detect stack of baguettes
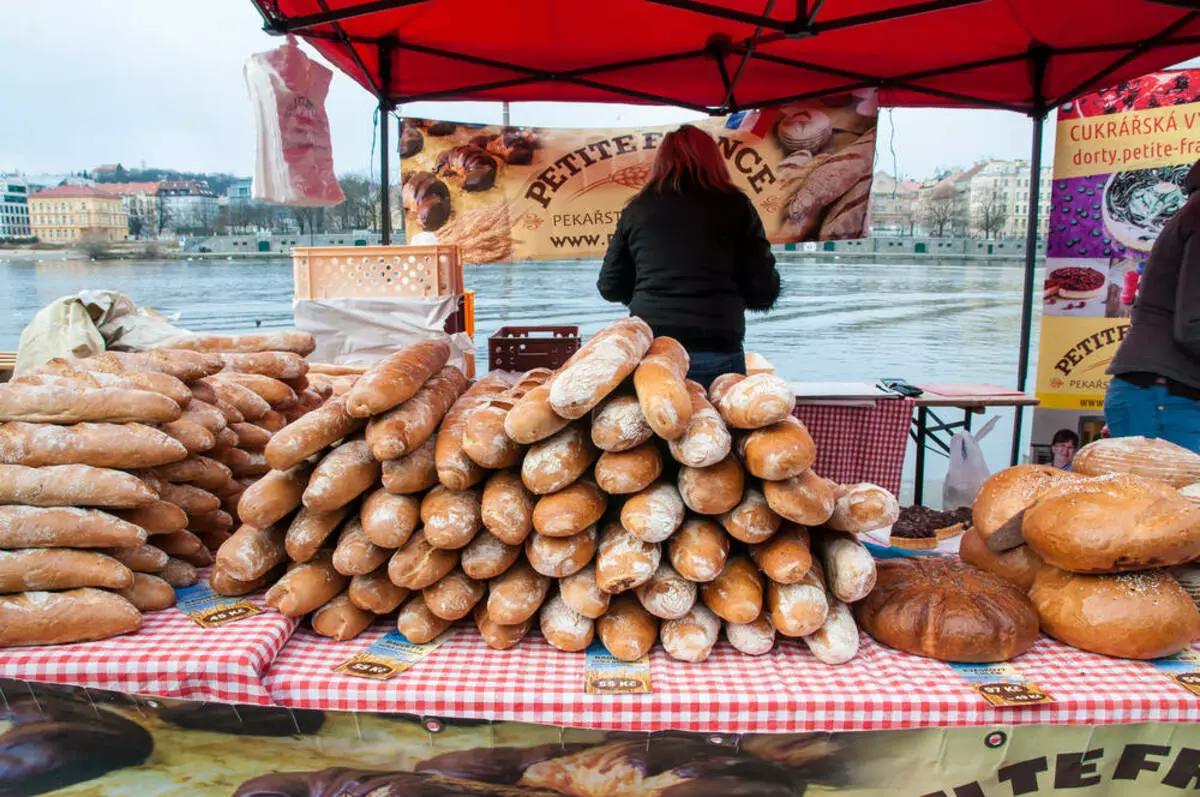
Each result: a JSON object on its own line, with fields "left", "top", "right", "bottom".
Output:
{"left": 0, "top": 331, "right": 326, "bottom": 647}
{"left": 238, "top": 318, "right": 899, "bottom": 664}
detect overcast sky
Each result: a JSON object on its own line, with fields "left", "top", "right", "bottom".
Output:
{"left": 1, "top": 0, "right": 1062, "bottom": 180}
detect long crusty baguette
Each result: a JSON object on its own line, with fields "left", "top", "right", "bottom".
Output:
{"left": 0, "top": 506, "right": 146, "bottom": 549}
{"left": 211, "top": 372, "right": 298, "bottom": 409}
{"left": 266, "top": 551, "right": 348, "bottom": 617}
{"left": 265, "top": 395, "right": 365, "bottom": 471}
{"left": 180, "top": 400, "right": 229, "bottom": 434}
{"left": 166, "top": 330, "right": 317, "bottom": 356}
{"left": 668, "top": 381, "right": 731, "bottom": 468}
{"left": 313, "top": 591, "right": 375, "bottom": 641}
{"left": 286, "top": 506, "right": 351, "bottom": 563}
{"left": 216, "top": 523, "right": 288, "bottom": 582}
{"left": 117, "top": 573, "right": 177, "bottom": 612}
{"left": 505, "top": 381, "right": 569, "bottom": 445}
{"left": 25, "top": 365, "right": 193, "bottom": 407}
{"left": 188, "top": 382, "right": 246, "bottom": 424}
{"left": 155, "top": 455, "right": 233, "bottom": 492}
{"left": 0, "top": 464, "right": 158, "bottom": 508}
{"left": 549, "top": 317, "right": 654, "bottom": 419}
{"left": 0, "top": 548, "right": 134, "bottom": 592}
{"left": 463, "top": 368, "right": 553, "bottom": 469}
{"left": 238, "top": 463, "right": 313, "bottom": 529}
{"left": 0, "top": 422, "right": 188, "bottom": 469}
{"left": 115, "top": 501, "right": 189, "bottom": 535}
{"left": 345, "top": 340, "right": 452, "bottom": 418}
{"left": 633, "top": 336, "right": 692, "bottom": 441}
{"left": 367, "top": 367, "right": 468, "bottom": 461}
{"left": 160, "top": 419, "right": 217, "bottom": 454}
{"left": 157, "top": 482, "right": 221, "bottom": 516}
{"left": 303, "top": 440, "right": 380, "bottom": 512}
{"left": 105, "top": 543, "right": 170, "bottom": 573}
{"left": 436, "top": 374, "right": 512, "bottom": 490}
{"left": 221, "top": 351, "right": 309, "bottom": 380}
{"left": 231, "top": 422, "right": 272, "bottom": 449}
{"left": 204, "top": 379, "right": 271, "bottom": 421}
{"left": 381, "top": 436, "right": 439, "bottom": 494}
{"left": 0, "top": 384, "right": 182, "bottom": 425}
{"left": 0, "top": 589, "right": 142, "bottom": 647}
{"left": 80, "top": 349, "right": 224, "bottom": 382}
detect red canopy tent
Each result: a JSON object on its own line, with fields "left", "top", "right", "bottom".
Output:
{"left": 251, "top": 0, "right": 1200, "bottom": 462}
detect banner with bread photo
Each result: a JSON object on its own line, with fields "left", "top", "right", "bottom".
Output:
{"left": 399, "top": 92, "right": 878, "bottom": 263}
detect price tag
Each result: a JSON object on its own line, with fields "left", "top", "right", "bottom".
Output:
{"left": 584, "top": 640, "right": 652, "bottom": 694}
{"left": 947, "top": 662, "right": 1055, "bottom": 707}
{"left": 175, "top": 583, "right": 262, "bottom": 628}
{"left": 1149, "top": 649, "right": 1200, "bottom": 696}
{"left": 334, "top": 629, "right": 451, "bottom": 680}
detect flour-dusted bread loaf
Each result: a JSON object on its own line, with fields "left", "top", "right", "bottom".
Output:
{"left": 380, "top": 436, "right": 439, "bottom": 495}
{"left": 82, "top": 349, "right": 224, "bottom": 382}
{"left": 0, "top": 383, "right": 182, "bottom": 425}
{"left": 266, "top": 551, "right": 348, "bottom": 617}
{"left": 157, "top": 481, "right": 221, "bottom": 517}
{"left": 178, "top": 398, "right": 229, "bottom": 434}
{"left": 667, "top": 518, "right": 730, "bottom": 583}
{"left": 619, "top": 481, "right": 685, "bottom": 543}
{"left": 526, "top": 526, "right": 598, "bottom": 578}
{"left": 0, "top": 588, "right": 142, "bottom": 647}
{"left": 420, "top": 485, "right": 483, "bottom": 550}
{"left": 459, "top": 530, "right": 521, "bottom": 580}
{"left": 726, "top": 611, "right": 777, "bottom": 656}
{"left": 522, "top": 423, "right": 597, "bottom": 495}
{"left": 303, "top": 440, "right": 381, "bottom": 512}
{"left": 752, "top": 523, "right": 815, "bottom": 586}
{"left": 595, "top": 442, "right": 663, "bottom": 495}
{"left": 813, "top": 529, "right": 877, "bottom": 603}
{"left": 633, "top": 336, "right": 692, "bottom": 440}
{"left": 737, "top": 416, "right": 816, "bottom": 481}
{"left": 238, "top": 463, "right": 312, "bottom": 529}
{"left": 313, "top": 592, "right": 375, "bottom": 641}
{"left": 718, "top": 488, "right": 781, "bottom": 544}
{"left": 210, "top": 564, "right": 275, "bottom": 596}
{"left": 533, "top": 480, "right": 607, "bottom": 537}
{"left": 636, "top": 562, "right": 697, "bottom": 620}
{"left": 828, "top": 483, "right": 900, "bottom": 534}
{"left": 487, "top": 559, "right": 551, "bottom": 625}
{"left": 803, "top": 598, "right": 860, "bottom": 665}
{"left": 560, "top": 564, "right": 612, "bottom": 619}
{"left": 395, "top": 592, "right": 451, "bottom": 643}
{"left": 437, "top": 374, "right": 513, "bottom": 491}
{"left": 463, "top": 368, "right": 552, "bottom": 469}
{"left": 115, "top": 502, "right": 188, "bottom": 535}
{"left": 332, "top": 518, "right": 392, "bottom": 576}
{"left": 208, "top": 445, "right": 268, "bottom": 479}
{"left": 221, "top": 351, "right": 308, "bottom": 380}
{"left": 661, "top": 603, "right": 721, "bottom": 662}
{"left": 597, "top": 593, "right": 659, "bottom": 661}
{"left": 473, "top": 603, "right": 532, "bottom": 650}
{"left": 116, "top": 573, "right": 176, "bottom": 612}
{"left": 205, "top": 379, "right": 272, "bottom": 421}
{"left": 668, "top": 380, "right": 731, "bottom": 468}
{"left": 768, "top": 561, "right": 830, "bottom": 638}
{"left": 160, "top": 419, "right": 216, "bottom": 454}
{"left": 348, "top": 567, "right": 410, "bottom": 614}
{"left": 678, "top": 455, "right": 745, "bottom": 515}
{"left": 360, "top": 487, "right": 420, "bottom": 549}
{"left": 216, "top": 523, "right": 288, "bottom": 582}
{"left": 188, "top": 382, "right": 245, "bottom": 425}
{"left": 230, "top": 422, "right": 272, "bottom": 449}
{"left": 596, "top": 522, "right": 662, "bottom": 594}
{"left": 345, "top": 340, "right": 451, "bottom": 418}
{"left": 0, "top": 422, "right": 187, "bottom": 469}
{"left": 156, "top": 455, "right": 234, "bottom": 492}
{"left": 481, "top": 469, "right": 536, "bottom": 544}
{"left": 701, "top": 556, "right": 764, "bottom": 624}
{"left": 34, "top": 361, "right": 192, "bottom": 406}
{"left": 0, "top": 506, "right": 145, "bottom": 549}
{"left": 710, "top": 373, "right": 796, "bottom": 430}
{"left": 166, "top": 330, "right": 316, "bottom": 356}
{"left": 973, "top": 464, "right": 1079, "bottom": 552}
{"left": 958, "top": 528, "right": 1044, "bottom": 592}
{"left": 591, "top": 392, "right": 654, "bottom": 454}
{"left": 366, "top": 367, "right": 468, "bottom": 461}
{"left": 285, "top": 505, "right": 351, "bottom": 563}
{"left": 763, "top": 469, "right": 837, "bottom": 526}
{"left": 387, "top": 529, "right": 458, "bottom": 590}
{"left": 0, "top": 464, "right": 158, "bottom": 508}
{"left": 160, "top": 556, "right": 199, "bottom": 587}
{"left": 0, "top": 548, "right": 134, "bottom": 592}
{"left": 152, "top": 529, "right": 206, "bottom": 558}
{"left": 212, "top": 372, "right": 298, "bottom": 410}
{"left": 505, "top": 382, "right": 569, "bottom": 445}
{"left": 540, "top": 592, "right": 596, "bottom": 652}
{"left": 106, "top": 542, "right": 169, "bottom": 573}
{"left": 1072, "top": 436, "right": 1200, "bottom": 488}
{"left": 423, "top": 567, "right": 486, "bottom": 621}
{"left": 266, "top": 395, "right": 365, "bottom": 471}
{"left": 549, "top": 317, "right": 654, "bottom": 420}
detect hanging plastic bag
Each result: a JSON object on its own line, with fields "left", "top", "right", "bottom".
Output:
{"left": 244, "top": 37, "right": 344, "bottom": 206}
{"left": 941, "top": 415, "right": 1000, "bottom": 510}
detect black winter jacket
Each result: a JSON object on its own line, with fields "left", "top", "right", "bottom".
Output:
{"left": 597, "top": 186, "right": 781, "bottom": 353}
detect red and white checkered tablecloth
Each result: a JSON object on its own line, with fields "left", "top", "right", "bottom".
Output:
{"left": 0, "top": 585, "right": 298, "bottom": 706}
{"left": 262, "top": 620, "right": 1200, "bottom": 733}
{"left": 792, "top": 399, "right": 913, "bottom": 496}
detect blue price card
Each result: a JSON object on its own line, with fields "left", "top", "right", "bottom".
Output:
{"left": 175, "top": 583, "right": 262, "bottom": 628}
{"left": 584, "top": 639, "right": 652, "bottom": 694}
{"left": 1149, "top": 650, "right": 1200, "bottom": 696}
{"left": 334, "top": 629, "right": 452, "bottom": 681}
{"left": 946, "top": 662, "right": 1055, "bottom": 707}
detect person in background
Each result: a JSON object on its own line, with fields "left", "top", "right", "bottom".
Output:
{"left": 597, "top": 124, "right": 781, "bottom": 390}
{"left": 1107, "top": 160, "right": 1200, "bottom": 451}
{"left": 1050, "top": 428, "right": 1079, "bottom": 470}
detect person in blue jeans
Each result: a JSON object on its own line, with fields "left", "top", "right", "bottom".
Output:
{"left": 1106, "top": 161, "right": 1200, "bottom": 452}
{"left": 597, "top": 125, "right": 781, "bottom": 390}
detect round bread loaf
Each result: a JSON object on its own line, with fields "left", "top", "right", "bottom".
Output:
{"left": 718, "top": 488, "right": 782, "bottom": 544}
{"left": 855, "top": 557, "right": 1039, "bottom": 662}
{"left": 725, "top": 611, "right": 776, "bottom": 656}
{"left": 635, "top": 562, "right": 697, "bottom": 620}
{"left": 540, "top": 593, "right": 595, "bottom": 652}
{"left": 620, "top": 482, "right": 685, "bottom": 543}
{"left": 667, "top": 518, "right": 729, "bottom": 583}
{"left": 1072, "top": 436, "right": 1200, "bottom": 488}
{"left": 1029, "top": 566, "right": 1200, "bottom": 659}
{"left": 590, "top": 393, "right": 653, "bottom": 453}
{"left": 678, "top": 455, "right": 745, "bottom": 515}
{"left": 661, "top": 604, "right": 721, "bottom": 662}
{"left": 710, "top": 373, "right": 795, "bottom": 430}
{"left": 473, "top": 603, "right": 532, "bottom": 650}
{"left": 423, "top": 568, "right": 485, "bottom": 621}
{"left": 766, "top": 563, "right": 828, "bottom": 637}
{"left": 1022, "top": 473, "right": 1200, "bottom": 573}
{"left": 763, "top": 469, "right": 836, "bottom": 526}
{"left": 828, "top": 483, "right": 900, "bottom": 534}
{"left": 595, "top": 522, "right": 661, "bottom": 594}
{"left": 737, "top": 416, "right": 816, "bottom": 481}
{"left": 532, "top": 480, "right": 608, "bottom": 537}
{"left": 525, "top": 526, "right": 598, "bottom": 578}
{"left": 460, "top": 530, "right": 521, "bottom": 581}
{"left": 522, "top": 424, "right": 597, "bottom": 495}
{"left": 487, "top": 560, "right": 551, "bottom": 625}
{"left": 958, "top": 528, "right": 1043, "bottom": 592}
{"left": 972, "top": 464, "right": 1078, "bottom": 552}
{"left": 595, "top": 442, "right": 663, "bottom": 495}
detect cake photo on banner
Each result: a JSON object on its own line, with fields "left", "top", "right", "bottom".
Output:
{"left": 397, "top": 91, "right": 879, "bottom": 263}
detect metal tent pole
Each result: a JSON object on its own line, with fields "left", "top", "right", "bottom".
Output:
{"left": 379, "top": 41, "right": 394, "bottom": 245}
{"left": 1010, "top": 112, "right": 1047, "bottom": 465}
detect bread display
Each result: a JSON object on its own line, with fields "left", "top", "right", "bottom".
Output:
{"left": 548, "top": 317, "right": 653, "bottom": 419}
{"left": 972, "top": 464, "right": 1077, "bottom": 552}
{"left": 632, "top": 336, "right": 692, "bottom": 440}
{"left": 345, "top": 340, "right": 451, "bottom": 418}
{"left": 1072, "top": 435, "right": 1200, "bottom": 488}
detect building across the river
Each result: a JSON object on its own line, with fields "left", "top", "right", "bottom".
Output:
{"left": 0, "top": 173, "right": 31, "bottom": 239}
{"left": 28, "top": 184, "right": 129, "bottom": 243}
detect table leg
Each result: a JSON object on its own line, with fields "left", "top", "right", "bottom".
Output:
{"left": 914, "top": 406, "right": 927, "bottom": 506}
{"left": 963, "top": 409, "right": 974, "bottom": 432}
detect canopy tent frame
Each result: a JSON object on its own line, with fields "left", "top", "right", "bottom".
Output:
{"left": 252, "top": 0, "right": 1200, "bottom": 468}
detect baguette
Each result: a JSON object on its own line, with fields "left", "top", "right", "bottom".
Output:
{"left": 506, "top": 381, "right": 569, "bottom": 445}
{"left": 266, "top": 396, "right": 365, "bottom": 471}
{"left": 597, "top": 593, "right": 658, "bottom": 661}
{"left": 423, "top": 567, "right": 485, "bottom": 621}
{"left": 460, "top": 530, "right": 521, "bottom": 580}
{"left": 549, "top": 317, "right": 654, "bottom": 419}
{"left": 590, "top": 392, "right": 654, "bottom": 453}
{"left": 116, "top": 573, "right": 177, "bottom": 612}
{"left": 188, "top": 382, "right": 246, "bottom": 424}
{"left": 189, "top": 510, "right": 234, "bottom": 534}
{"left": 257, "top": 409, "right": 288, "bottom": 433}
{"left": 481, "top": 469, "right": 536, "bottom": 545}
{"left": 239, "top": 463, "right": 313, "bottom": 529}
{"left": 166, "top": 330, "right": 316, "bottom": 356}
{"left": 0, "top": 464, "right": 157, "bottom": 508}
{"left": 560, "top": 563, "right": 611, "bottom": 619}
{"left": 205, "top": 379, "right": 271, "bottom": 421}
{"left": 462, "top": 369, "right": 552, "bottom": 468}
{"left": 828, "top": 483, "right": 901, "bottom": 534}
{"left": 82, "top": 349, "right": 223, "bottom": 382}
{"left": 0, "top": 589, "right": 141, "bottom": 647}
{"left": 156, "top": 455, "right": 233, "bottom": 492}
{"left": 633, "top": 336, "right": 692, "bottom": 440}
{"left": 284, "top": 506, "right": 351, "bottom": 563}
{"left": 763, "top": 469, "right": 837, "bottom": 526}
{"left": 209, "top": 445, "right": 268, "bottom": 479}
{"left": 0, "top": 549, "right": 134, "bottom": 592}
{"left": 750, "top": 524, "right": 814, "bottom": 584}
{"left": 596, "top": 522, "right": 661, "bottom": 594}
{"left": 367, "top": 367, "right": 467, "bottom": 461}
{"left": 0, "top": 384, "right": 181, "bottom": 424}
{"left": 0, "top": 422, "right": 187, "bottom": 469}
{"left": 348, "top": 567, "right": 410, "bottom": 614}
{"left": 380, "top": 436, "right": 439, "bottom": 495}
{"left": 212, "top": 372, "right": 298, "bottom": 409}
{"left": 487, "top": 560, "right": 551, "bottom": 625}
{"left": 221, "top": 351, "right": 308, "bottom": 379}
{"left": 473, "top": 603, "right": 532, "bottom": 650}
{"left": 661, "top": 604, "right": 720, "bottom": 662}
{"left": 332, "top": 518, "right": 391, "bottom": 576}
{"left": 35, "top": 364, "right": 191, "bottom": 406}
{"left": 540, "top": 592, "right": 595, "bottom": 652}
{"left": 360, "top": 487, "right": 420, "bottom": 549}
{"left": 215, "top": 523, "right": 287, "bottom": 582}
{"left": 667, "top": 381, "right": 731, "bottom": 468}
{"left": 814, "top": 529, "right": 877, "bottom": 603}
{"left": 210, "top": 564, "right": 276, "bottom": 596}
{"left": 768, "top": 562, "right": 829, "bottom": 637}
{"left": 312, "top": 592, "right": 375, "bottom": 641}
{"left": 161, "top": 419, "right": 216, "bottom": 454}
{"left": 0, "top": 506, "right": 146, "bottom": 549}
{"left": 266, "top": 551, "right": 348, "bottom": 617}
{"left": 158, "top": 482, "right": 221, "bottom": 516}
{"left": 522, "top": 423, "right": 597, "bottom": 495}
{"left": 105, "top": 543, "right": 170, "bottom": 573}
{"left": 726, "top": 611, "right": 777, "bottom": 656}
{"left": 718, "top": 488, "right": 781, "bottom": 544}
{"left": 303, "top": 440, "right": 381, "bottom": 512}
{"left": 737, "top": 416, "right": 816, "bottom": 481}
{"left": 667, "top": 518, "right": 729, "bottom": 583}
{"left": 387, "top": 530, "right": 458, "bottom": 590}
{"left": 180, "top": 399, "right": 229, "bottom": 434}
{"left": 532, "top": 480, "right": 608, "bottom": 537}
{"left": 701, "top": 556, "right": 763, "bottom": 624}
{"left": 231, "top": 422, "right": 272, "bottom": 449}
{"left": 115, "top": 502, "right": 188, "bottom": 535}
{"left": 619, "top": 482, "right": 685, "bottom": 543}
{"left": 178, "top": 545, "right": 214, "bottom": 569}
{"left": 153, "top": 529, "right": 205, "bottom": 557}
{"left": 635, "top": 562, "right": 697, "bottom": 620}
{"left": 526, "top": 526, "right": 598, "bottom": 578}
{"left": 678, "top": 455, "right": 745, "bottom": 515}
{"left": 345, "top": 340, "right": 451, "bottom": 418}
{"left": 710, "top": 373, "right": 795, "bottom": 430}
{"left": 396, "top": 593, "right": 451, "bottom": 643}
{"left": 802, "top": 598, "right": 860, "bottom": 664}
{"left": 421, "top": 485, "right": 484, "bottom": 550}
{"left": 594, "top": 442, "right": 663, "bottom": 495}
{"left": 436, "top": 374, "right": 512, "bottom": 490}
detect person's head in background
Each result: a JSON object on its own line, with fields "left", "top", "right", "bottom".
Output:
{"left": 1051, "top": 428, "right": 1080, "bottom": 470}
{"left": 639, "top": 124, "right": 737, "bottom": 197}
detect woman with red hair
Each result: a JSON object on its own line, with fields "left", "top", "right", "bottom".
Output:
{"left": 597, "top": 124, "right": 781, "bottom": 389}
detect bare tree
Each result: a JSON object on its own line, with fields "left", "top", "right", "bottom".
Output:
{"left": 974, "top": 191, "right": 1009, "bottom": 239}
{"left": 922, "top": 193, "right": 959, "bottom": 237}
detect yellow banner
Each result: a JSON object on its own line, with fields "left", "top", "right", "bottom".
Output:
{"left": 398, "top": 95, "right": 878, "bottom": 263}
{"left": 1036, "top": 316, "right": 1132, "bottom": 410}
{"left": 1054, "top": 104, "right": 1200, "bottom": 179}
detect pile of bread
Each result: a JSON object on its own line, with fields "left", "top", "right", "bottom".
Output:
{"left": 0, "top": 331, "right": 328, "bottom": 647}
{"left": 941, "top": 436, "right": 1200, "bottom": 661}
{"left": 228, "top": 317, "right": 899, "bottom": 663}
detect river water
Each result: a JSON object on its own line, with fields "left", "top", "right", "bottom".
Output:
{"left": 0, "top": 254, "right": 1040, "bottom": 502}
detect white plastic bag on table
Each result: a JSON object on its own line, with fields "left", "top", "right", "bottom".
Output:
{"left": 941, "top": 415, "right": 1000, "bottom": 510}
{"left": 244, "top": 37, "right": 344, "bottom": 206}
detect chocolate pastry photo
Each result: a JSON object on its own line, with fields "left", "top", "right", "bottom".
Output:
{"left": 399, "top": 121, "right": 424, "bottom": 158}
{"left": 152, "top": 700, "right": 326, "bottom": 736}
{"left": 424, "top": 120, "right": 458, "bottom": 136}
{"left": 435, "top": 145, "right": 500, "bottom": 192}
{"left": 403, "top": 171, "right": 453, "bottom": 231}
{"left": 234, "top": 767, "right": 563, "bottom": 797}
{"left": 416, "top": 743, "right": 592, "bottom": 784}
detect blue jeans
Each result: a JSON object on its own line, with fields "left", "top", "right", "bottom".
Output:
{"left": 687, "top": 350, "right": 746, "bottom": 391}
{"left": 1105, "top": 377, "right": 1200, "bottom": 452}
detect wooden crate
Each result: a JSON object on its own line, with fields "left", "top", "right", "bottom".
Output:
{"left": 293, "top": 245, "right": 463, "bottom": 300}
